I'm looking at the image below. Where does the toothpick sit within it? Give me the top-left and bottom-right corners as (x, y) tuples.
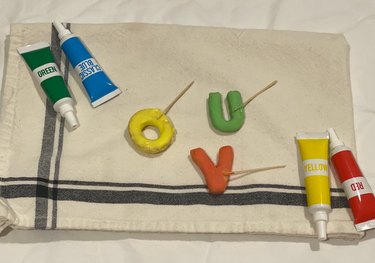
(223, 164), (286, 177)
(233, 80), (278, 112)
(162, 81), (195, 115)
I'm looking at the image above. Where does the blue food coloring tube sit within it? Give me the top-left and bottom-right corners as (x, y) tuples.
(53, 22), (121, 107)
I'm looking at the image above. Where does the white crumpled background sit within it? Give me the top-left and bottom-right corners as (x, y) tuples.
(1, 0), (375, 262)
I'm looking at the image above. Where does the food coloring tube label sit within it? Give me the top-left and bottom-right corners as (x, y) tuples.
(75, 58), (103, 82)
(32, 63), (62, 84)
(342, 177), (373, 199)
(302, 159), (328, 177)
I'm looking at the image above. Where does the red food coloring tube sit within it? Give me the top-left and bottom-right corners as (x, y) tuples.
(328, 128), (375, 231)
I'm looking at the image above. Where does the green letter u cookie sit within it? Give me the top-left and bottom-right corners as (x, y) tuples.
(208, 91), (245, 133)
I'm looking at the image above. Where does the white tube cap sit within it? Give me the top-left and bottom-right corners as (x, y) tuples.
(327, 128), (344, 150)
(63, 110), (79, 130)
(313, 210), (328, 241)
(316, 220), (327, 241)
(52, 21), (72, 39)
(53, 98), (80, 130)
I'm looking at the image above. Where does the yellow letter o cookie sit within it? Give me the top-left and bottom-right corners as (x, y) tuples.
(128, 108), (175, 154)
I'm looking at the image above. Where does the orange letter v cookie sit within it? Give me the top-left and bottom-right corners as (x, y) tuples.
(190, 145), (234, 194)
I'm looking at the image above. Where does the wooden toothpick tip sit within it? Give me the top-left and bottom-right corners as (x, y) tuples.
(162, 80), (195, 115)
(223, 164), (286, 177)
(233, 80), (278, 112)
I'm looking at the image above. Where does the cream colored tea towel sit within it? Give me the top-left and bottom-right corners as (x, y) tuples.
(0, 23), (362, 239)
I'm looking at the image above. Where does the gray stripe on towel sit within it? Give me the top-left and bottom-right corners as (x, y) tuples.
(51, 23), (70, 229)
(51, 103), (65, 229)
(34, 24), (65, 229)
(1, 184), (349, 208)
(34, 105), (56, 229)
(0, 177), (344, 193)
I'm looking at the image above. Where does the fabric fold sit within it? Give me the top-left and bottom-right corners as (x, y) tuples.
(0, 197), (17, 232)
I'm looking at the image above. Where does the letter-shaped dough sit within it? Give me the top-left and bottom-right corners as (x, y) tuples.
(208, 91), (245, 133)
(190, 145), (234, 194)
(128, 108), (175, 154)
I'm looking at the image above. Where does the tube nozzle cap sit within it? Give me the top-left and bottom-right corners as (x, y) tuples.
(63, 110), (80, 130)
(312, 210), (329, 241)
(52, 21), (72, 39)
(53, 98), (80, 131)
(327, 128), (344, 150)
(316, 220), (327, 241)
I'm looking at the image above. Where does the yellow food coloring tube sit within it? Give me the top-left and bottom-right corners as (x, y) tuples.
(296, 132), (331, 241)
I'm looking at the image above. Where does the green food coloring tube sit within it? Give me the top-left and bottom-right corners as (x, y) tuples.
(18, 42), (79, 130)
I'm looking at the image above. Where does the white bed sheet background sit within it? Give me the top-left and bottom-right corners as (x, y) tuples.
(1, 0), (375, 261)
